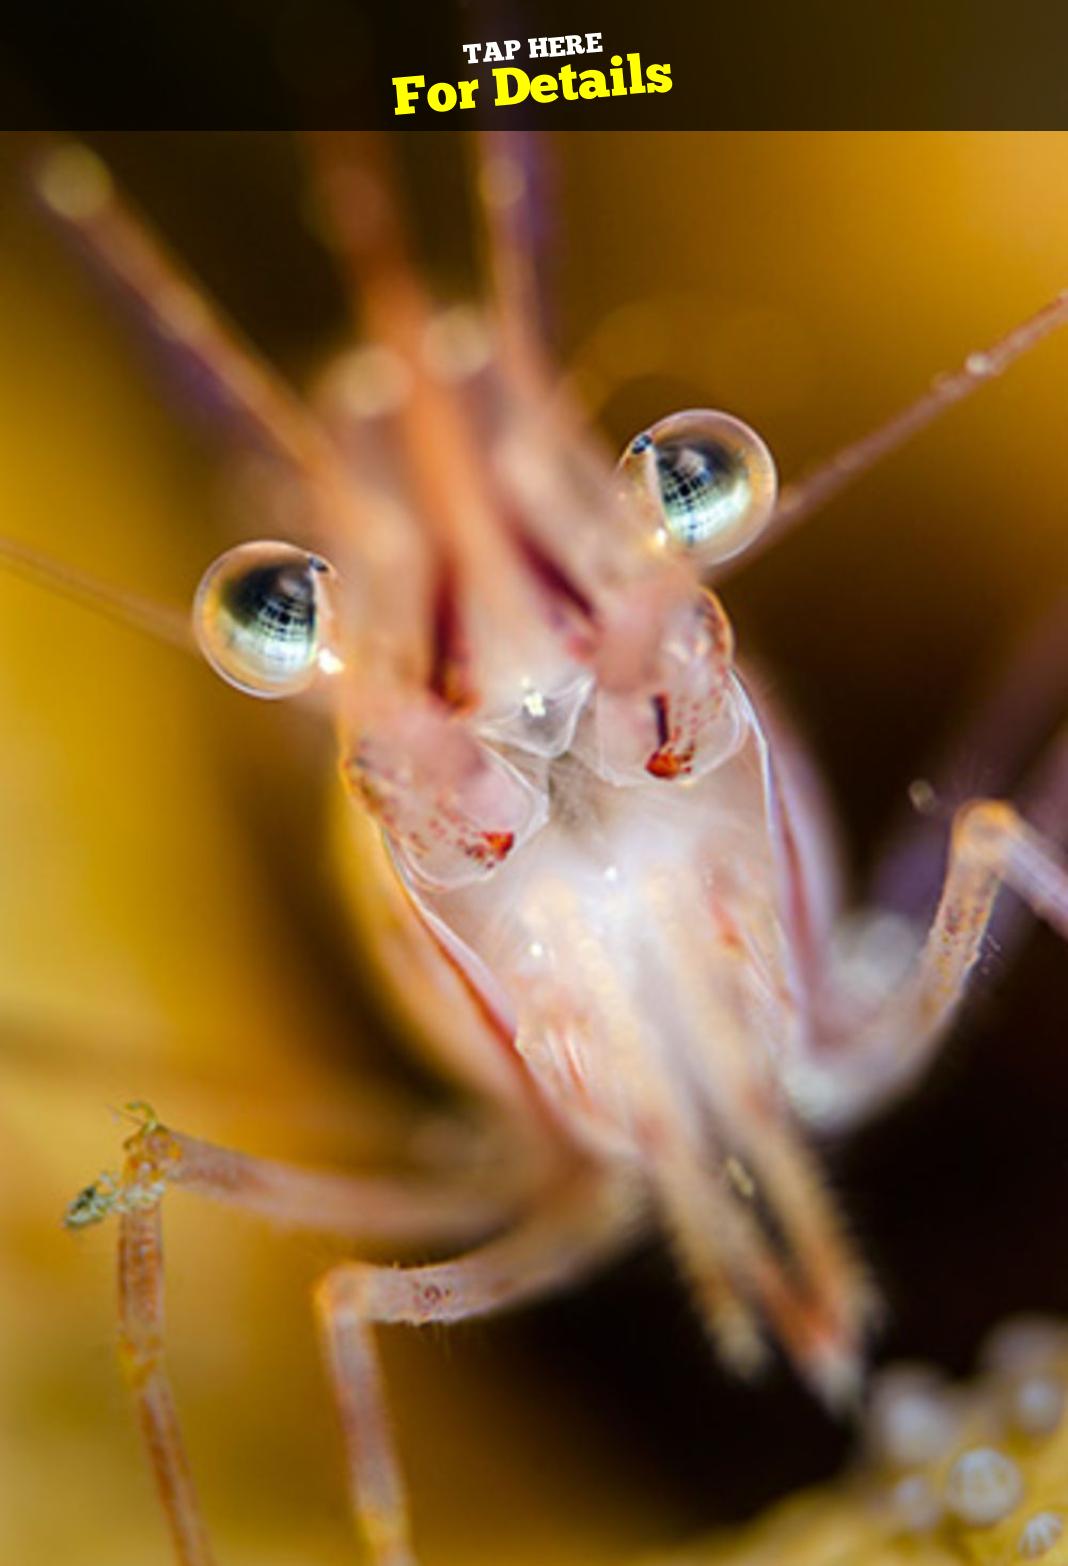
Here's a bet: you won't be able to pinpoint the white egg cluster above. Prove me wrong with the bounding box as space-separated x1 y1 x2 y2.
867 1316 1068 1561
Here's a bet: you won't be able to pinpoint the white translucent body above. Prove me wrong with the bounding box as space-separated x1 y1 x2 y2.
409 681 806 1164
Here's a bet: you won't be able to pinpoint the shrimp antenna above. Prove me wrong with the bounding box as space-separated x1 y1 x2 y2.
764 289 1068 552
30 141 345 490
0 534 194 652
300 131 428 345
472 130 553 395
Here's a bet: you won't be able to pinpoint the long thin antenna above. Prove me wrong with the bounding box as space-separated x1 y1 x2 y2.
472 130 551 396
0 534 193 651
32 142 346 492
764 290 1068 552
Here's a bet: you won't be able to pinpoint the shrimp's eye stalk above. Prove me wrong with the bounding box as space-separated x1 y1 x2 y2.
622 410 778 568
193 540 339 699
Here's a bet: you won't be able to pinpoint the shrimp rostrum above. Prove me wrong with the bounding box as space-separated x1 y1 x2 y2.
29 135 1068 1566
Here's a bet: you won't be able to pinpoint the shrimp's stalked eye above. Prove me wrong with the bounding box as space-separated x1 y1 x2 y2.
194 541 338 698
622 410 778 568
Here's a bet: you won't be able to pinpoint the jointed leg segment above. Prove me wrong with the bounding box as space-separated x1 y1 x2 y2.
316 1173 640 1566
135 1124 513 1247
118 1202 216 1566
80 1111 628 1566
831 799 1068 1121
877 800 1067 1046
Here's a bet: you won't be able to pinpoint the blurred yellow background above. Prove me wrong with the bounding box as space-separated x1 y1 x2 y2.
1 133 1066 1566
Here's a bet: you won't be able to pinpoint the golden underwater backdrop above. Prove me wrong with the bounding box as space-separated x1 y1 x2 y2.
0 131 1067 1564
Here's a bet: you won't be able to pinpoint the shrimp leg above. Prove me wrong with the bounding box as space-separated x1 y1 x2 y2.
72 1119 522 1245
83 1114 539 1566
872 600 1068 929
315 1171 640 1566
819 798 1068 1127
119 1201 215 1566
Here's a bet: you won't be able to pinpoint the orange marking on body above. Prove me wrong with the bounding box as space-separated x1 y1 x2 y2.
646 690 695 778
709 897 746 956
646 746 695 779
476 830 515 862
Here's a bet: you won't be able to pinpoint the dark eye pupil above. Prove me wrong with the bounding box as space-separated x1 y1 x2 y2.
223 564 316 647
655 440 742 547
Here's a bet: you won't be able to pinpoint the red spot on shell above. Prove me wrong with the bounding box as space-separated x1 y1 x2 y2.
646 747 694 779
474 830 515 863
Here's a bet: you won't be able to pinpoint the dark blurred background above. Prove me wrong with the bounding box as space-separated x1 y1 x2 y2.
1 122 1067 1566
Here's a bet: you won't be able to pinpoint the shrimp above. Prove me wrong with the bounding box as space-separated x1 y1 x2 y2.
8 133 1068 1566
